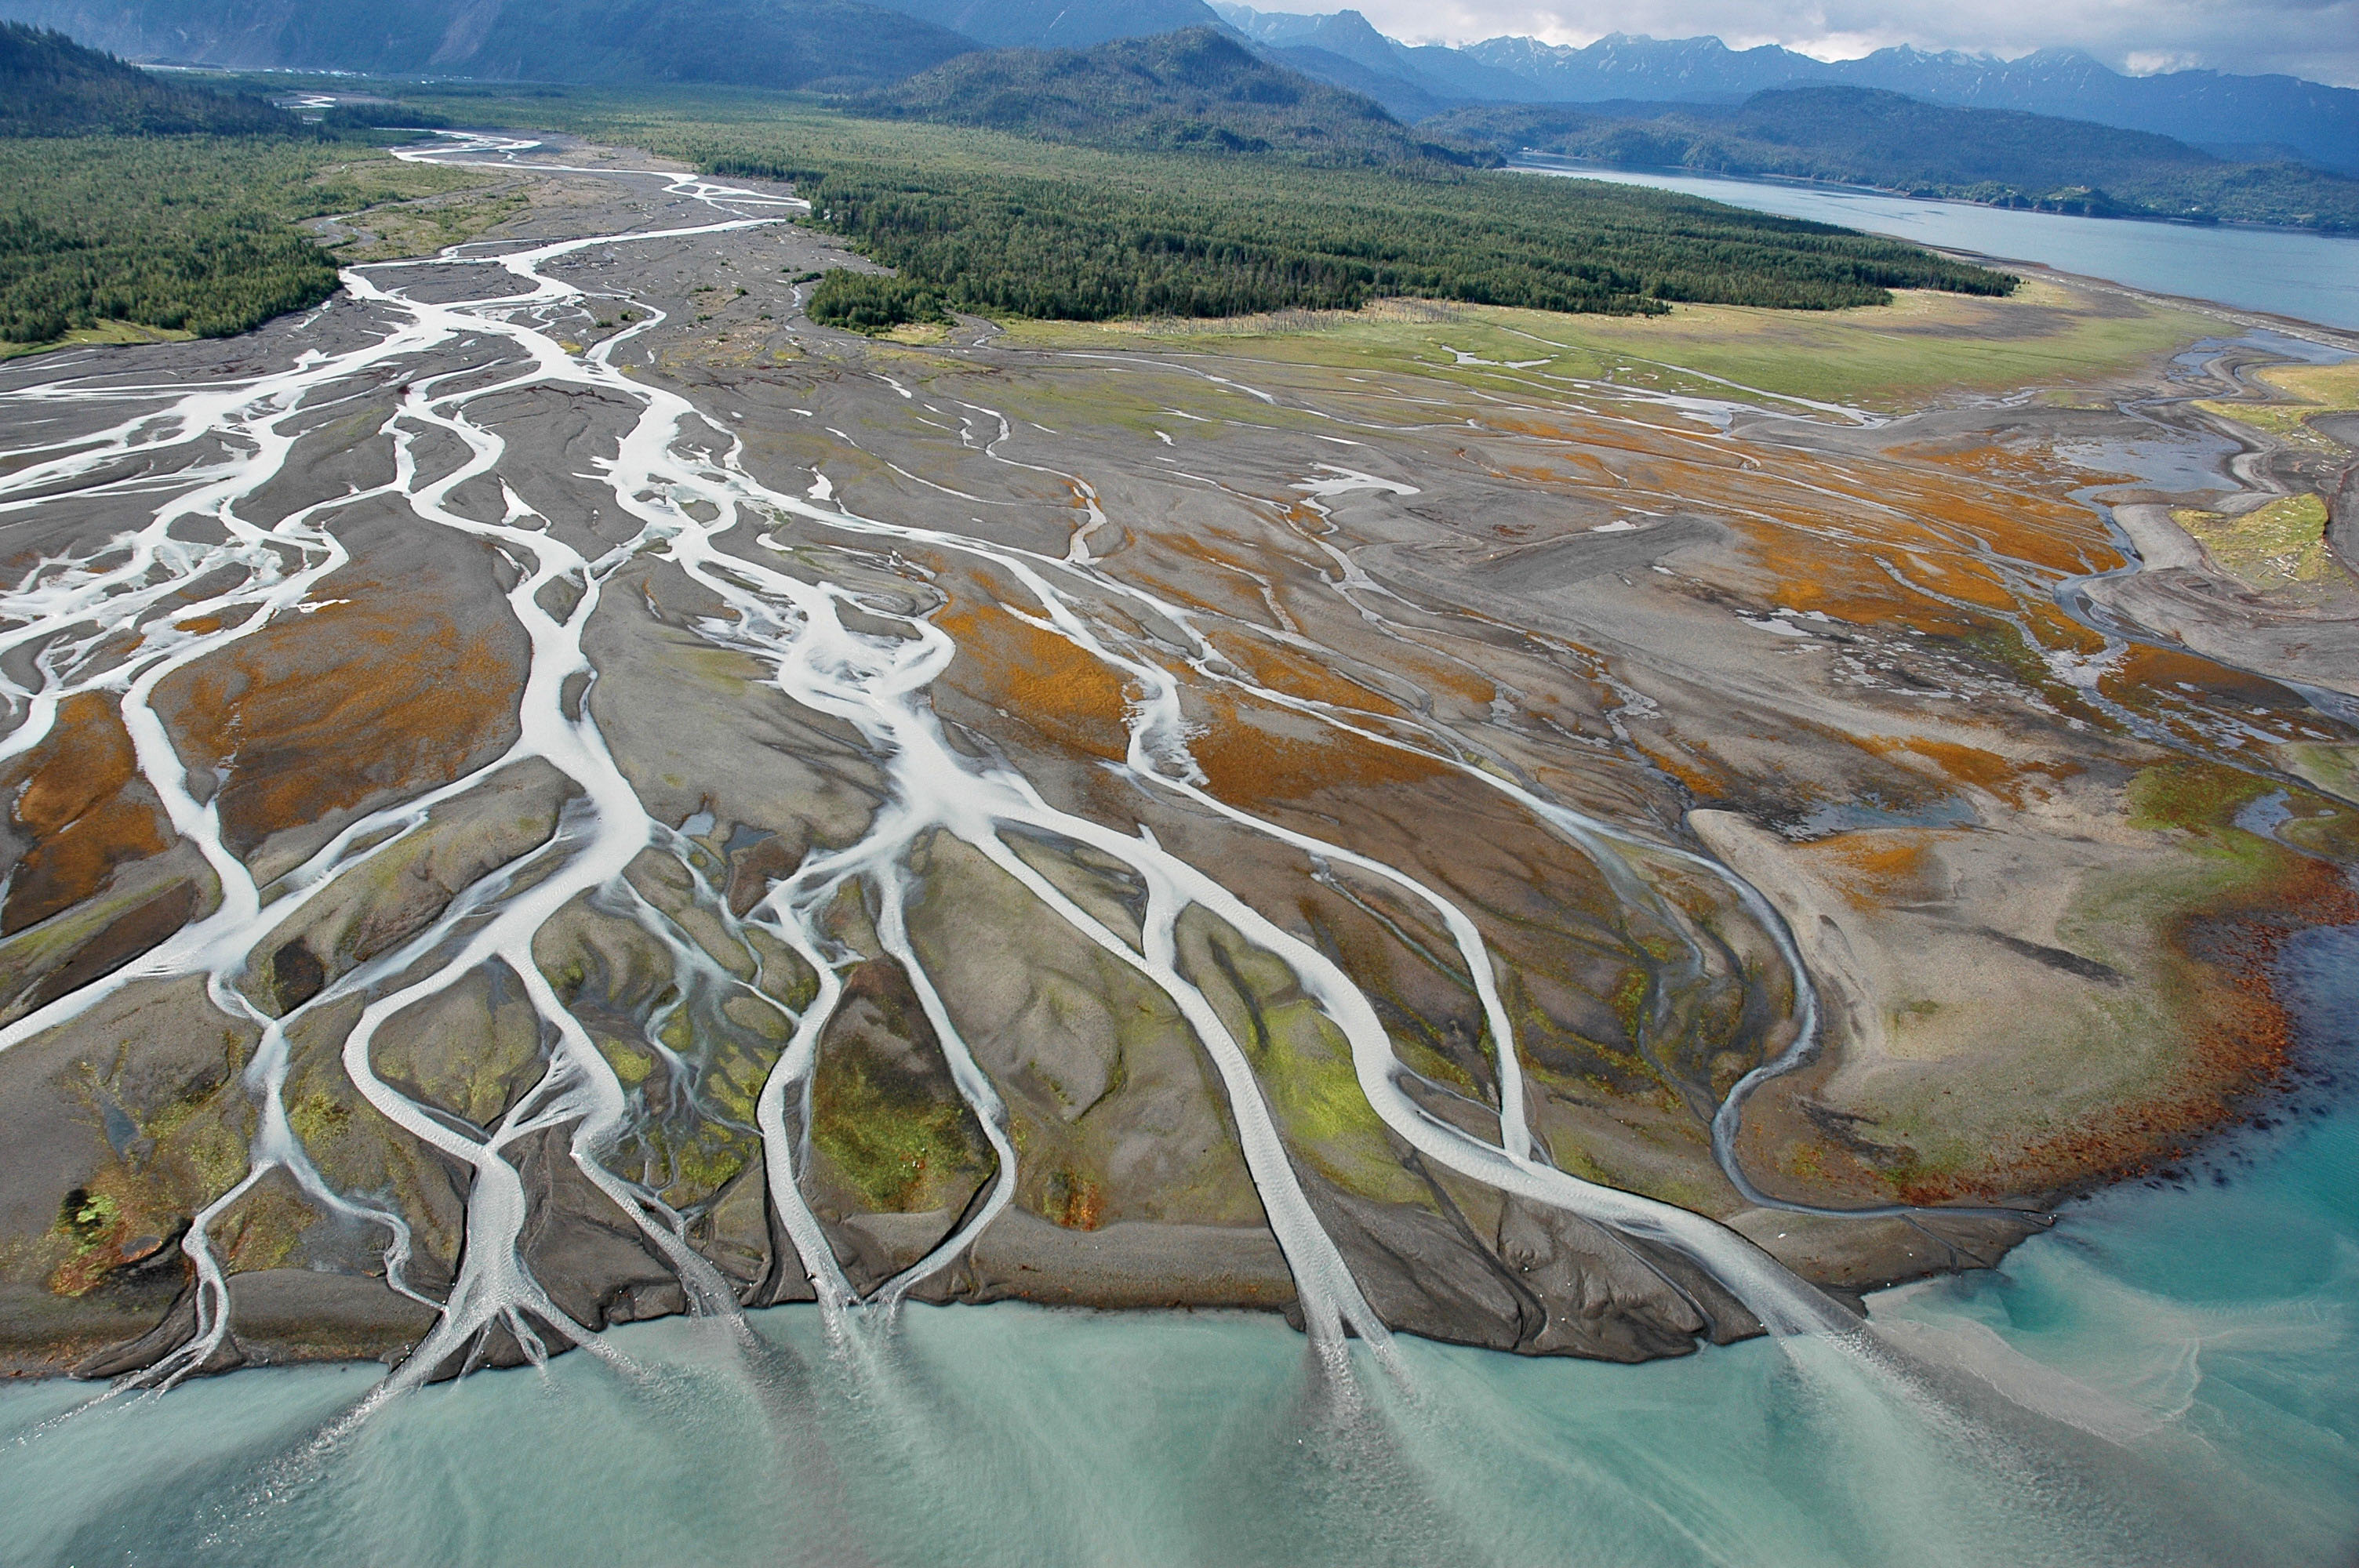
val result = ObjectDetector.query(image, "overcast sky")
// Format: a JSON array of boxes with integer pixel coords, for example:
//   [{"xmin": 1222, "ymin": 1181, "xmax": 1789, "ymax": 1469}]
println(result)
[{"xmin": 1318, "ymin": 0, "xmax": 2359, "ymax": 87}]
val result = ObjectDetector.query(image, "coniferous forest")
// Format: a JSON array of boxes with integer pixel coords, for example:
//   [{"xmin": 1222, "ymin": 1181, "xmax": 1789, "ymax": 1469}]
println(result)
[
  {"xmin": 806, "ymin": 270, "xmax": 951, "ymax": 333},
  {"xmin": 769, "ymin": 38, "xmax": 2015, "ymax": 318},
  {"xmin": 497, "ymin": 89, "xmax": 2017, "ymax": 318},
  {"xmin": 0, "ymin": 20, "xmax": 289, "ymax": 136},
  {"xmin": 0, "ymin": 137, "xmax": 348, "ymax": 347},
  {"xmin": 756, "ymin": 147, "xmax": 2012, "ymax": 318},
  {"xmin": 0, "ymin": 25, "xmax": 343, "ymax": 348},
  {"xmin": 3, "ymin": 29, "xmax": 2023, "ymax": 354}
]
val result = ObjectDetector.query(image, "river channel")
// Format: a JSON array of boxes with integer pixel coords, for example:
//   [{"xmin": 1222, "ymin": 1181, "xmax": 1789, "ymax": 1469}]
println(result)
[{"xmin": 0, "ymin": 135, "xmax": 2352, "ymax": 1568}]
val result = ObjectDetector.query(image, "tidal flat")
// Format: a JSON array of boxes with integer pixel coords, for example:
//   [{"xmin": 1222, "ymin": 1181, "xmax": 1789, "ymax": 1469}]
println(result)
[{"xmin": 0, "ymin": 130, "xmax": 2350, "ymax": 1446}]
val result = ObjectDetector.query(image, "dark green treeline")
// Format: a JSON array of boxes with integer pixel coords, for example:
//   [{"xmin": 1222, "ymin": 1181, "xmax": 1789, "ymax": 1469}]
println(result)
[{"xmin": 712, "ymin": 140, "xmax": 2013, "ymax": 318}]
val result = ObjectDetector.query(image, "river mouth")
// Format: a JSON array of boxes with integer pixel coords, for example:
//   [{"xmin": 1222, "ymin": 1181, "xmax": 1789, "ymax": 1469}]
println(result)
[
  {"xmin": 10, "ymin": 931, "xmax": 2343, "ymax": 1565},
  {"xmin": 5, "ymin": 1116, "xmax": 2356, "ymax": 1568},
  {"xmin": 1, "ymin": 126, "xmax": 2355, "ymax": 1565}
]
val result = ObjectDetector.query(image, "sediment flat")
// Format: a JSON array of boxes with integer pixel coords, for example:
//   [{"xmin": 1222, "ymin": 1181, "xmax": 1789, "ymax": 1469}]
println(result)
[{"xmin": 2, "ymin": 132, "xmax": 2352, "ymax": 1380}]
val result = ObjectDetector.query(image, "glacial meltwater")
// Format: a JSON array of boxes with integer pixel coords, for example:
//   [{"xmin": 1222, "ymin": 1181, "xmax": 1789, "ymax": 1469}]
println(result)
[
  {"xmin": 2, "ymin": 927, "xmax": 2350, "ymax": 1566},
  {"xmin": 1518, "ymin": 160, "xmax": 2359, "ymax": 332}
]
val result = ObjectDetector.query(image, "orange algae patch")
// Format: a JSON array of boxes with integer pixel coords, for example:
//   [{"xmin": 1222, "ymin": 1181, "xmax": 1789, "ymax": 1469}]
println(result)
[
  {"xmin": 1403, "ymin": 649, "xmax": 1497, "ymax": 708},
  {"xmin": 1719, "ymin": 517, "xmax": 1948, "ymax": 628},
  {"xmin": 1918, "ymin": 440, "xmax": 2121, "ymax": 477},
  {"xmin": 1148, "ymin": 533, "xmax": 1310, "ymax": 621},
  {"xmin": 1190, "ymin": 692, "xmax": 1448, "ymax": 804},
  {"xmin": 2106, "ymin": 644, "xmax": 2297, "ymax": 713},
  {"xmin": 1856, "ymin": 735, "xmax": 2077, "ymax": 806},
  {"xmin": 1653, "ymin": 436, "xmax": 2114, "ymax": 630},
  {"xmin": 1717, "ymin": 522, "xmax": 1999, "ymax": 638},
  {"xmin": 1859, "ymin": 538, "xmax": 2022, "ymax": 614},
  {"xmin": 1808, "ymin": 831, "xmax": 1947, "ymax": 902},
  {"xmin": 1049, "ymin": 1168, "xmax": 1106, "ymax": 1231},
  {"xmin": 158, "ymin": 588, "xmax": 522, "ymax": 855},
  {"xmin": 1126, "ymin": 572, "xmax": 1235, "ymax": 622},
  {"xmin": 1633, "ymin": 731, "xmax": 1738, "ymax": 800},
  {"xmin": 1214, "ymin": 633, "xmax": 1384, "ymax": 711},
  {"xmin": 1910, "ymin": 739, "xmax": 2075, "ymax": 803},
  {"xmin": 1493, "ymin": 451, "xmax": 1619, "ymax": 488},
  {"xmin": 172, "ymin": 606, "xmax": 257, "ymax": 637},
  {"xmin": 2024, "ymin": 601, "xmax": 2108, "ymax": 658},
  {"xmin": 1484, "ymin": 416, "xmax": 1586, "ymax": 444},
  {"xmin": 1868, "ymin": 454, "xmax": 2112, "ymax": 553},
  {"xmin": 1, "ymin": 692, "xmax": 171, "ymax": 933},
  {"xmin": 1273, "ymin": 500, "xmax": 1333, "ymax": 539},
  {"xmin": 935, "ymin": 601, "xmax": 1132, "ymax": 760}
]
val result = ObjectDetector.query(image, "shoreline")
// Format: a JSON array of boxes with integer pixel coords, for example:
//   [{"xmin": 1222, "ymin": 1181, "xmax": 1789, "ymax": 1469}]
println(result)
[
  {"xmin": 1515, "ymin": 155, "xmax": 2359, "ymax": 336},
  {"xmin": 8, "ymin": 875, "xmax": 2346, "ymax": 1388},
  {"xmin": 1509, "ymin": 152, "xmax": 2359, "ymax": 244}
]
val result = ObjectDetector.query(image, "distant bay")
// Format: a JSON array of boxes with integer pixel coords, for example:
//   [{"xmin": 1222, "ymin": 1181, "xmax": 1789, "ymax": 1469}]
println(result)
[{"xmin": 1516, "ymin": 158, "xmax": 2359, "ymax": 332}]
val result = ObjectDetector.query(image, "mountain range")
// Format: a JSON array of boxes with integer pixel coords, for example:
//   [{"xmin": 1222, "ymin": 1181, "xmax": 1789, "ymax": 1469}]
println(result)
[
  {"xmin": 1214, "ymin": 6, "xmax": 2359, "ymax": 174},
  {"xmin": 5, "ymin": 0, "xmax": 2353, "ymax": 176},
  {"xmin": 846, "ymin": 27, "xmax": 1479, "ymax": 165},
  {"xmin": 0, "ymin": 0, "xmax": 1235, "ymax": 78},
  {"xmin": 0, "ymin": 0, "xmax": 975, "ymax": 88},
  {"xmin": 862, "ymin": 0, "xmax": 1227, "ymax": 49},
  {"xmin": 1433, "ymin": 86, "xmax": 2359, "ymax": 230}
]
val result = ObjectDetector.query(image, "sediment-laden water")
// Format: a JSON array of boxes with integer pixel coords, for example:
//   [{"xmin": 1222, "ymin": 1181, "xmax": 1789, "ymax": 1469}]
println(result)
[{"xmin": 2, "ymin": 924, "xmax": 2350, "ymax": 1566}]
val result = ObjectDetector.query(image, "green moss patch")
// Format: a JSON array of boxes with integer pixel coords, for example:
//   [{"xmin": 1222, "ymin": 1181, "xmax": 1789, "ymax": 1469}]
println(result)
[
  {"xmin": 809, "ymin": 1052, "xmax": 989, "ymax": 1213},
  {"xmin": 2175, "ymin": 494, "xmax": 2335, "ymax": 593}
]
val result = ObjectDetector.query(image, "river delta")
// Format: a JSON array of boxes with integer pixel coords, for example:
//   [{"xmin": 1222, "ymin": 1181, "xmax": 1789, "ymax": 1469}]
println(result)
[{"xmin": 0, "ymin": 132, "xmax": 2354, "ymax": 1564}]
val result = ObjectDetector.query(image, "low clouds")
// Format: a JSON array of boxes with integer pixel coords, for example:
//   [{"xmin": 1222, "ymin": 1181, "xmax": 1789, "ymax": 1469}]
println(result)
[{"xmin": 1340, "ymin": 0, "xmax": 2359, "ymax": 87}]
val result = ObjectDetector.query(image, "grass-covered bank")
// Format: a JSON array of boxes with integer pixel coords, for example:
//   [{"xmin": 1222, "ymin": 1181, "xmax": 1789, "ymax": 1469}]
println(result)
[
  {"xmin": 994, "ymin": 275, "xmax": 2212, "ymax": 412},
  {"xmin": 289, "ymin": 82, "xmax": 2018, "ymax": 321}
]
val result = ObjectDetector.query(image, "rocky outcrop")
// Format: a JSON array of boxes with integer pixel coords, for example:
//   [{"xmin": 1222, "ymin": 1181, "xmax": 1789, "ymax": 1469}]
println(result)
[{"xmin": 2328, "ymin": 459, "xmax": 2359, "ymax": 575}]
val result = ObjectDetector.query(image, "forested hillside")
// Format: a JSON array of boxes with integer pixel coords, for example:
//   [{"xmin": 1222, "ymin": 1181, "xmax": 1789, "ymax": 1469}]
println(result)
[
  {"xmin": 358, "ymin": 85, "xmax": 2013, "ymax": 318},
  {"xmin": 1430, "ymin": 87, "xmax": 2359, "ymax": 230},
  {"xmin": 0, "ymin": 20, "xmax": 289, "ymax": 134},
  {"xmin": 0, "ymin": 24, "xmax": 347, "ymax": 350},
  {"xmin": 776, "ymin": 151, "xmax": 2005, "ymax": 318},
  {"xmin": 0, "ymin": 138, "xmax": 353, "ymax": 347},
  {"xmin": 0, "ymin": 0, "xmax": 975, "ymax": 90},
  {"xmin": 847, "ymin": 27, "xmax": 1489, "ymax": 165}
]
